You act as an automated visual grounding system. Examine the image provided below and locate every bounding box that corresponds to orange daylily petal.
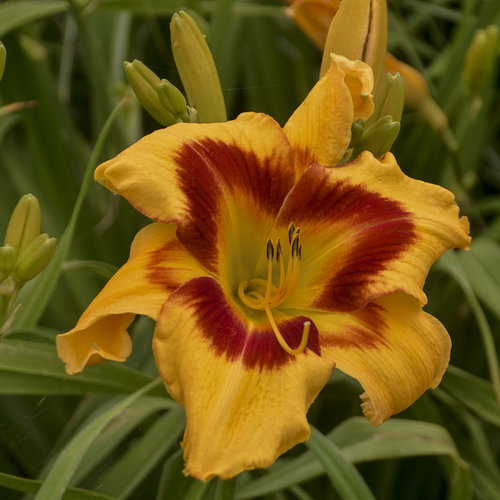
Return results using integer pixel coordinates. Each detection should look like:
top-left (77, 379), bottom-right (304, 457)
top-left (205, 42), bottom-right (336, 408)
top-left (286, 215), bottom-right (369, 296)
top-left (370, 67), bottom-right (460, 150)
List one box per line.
top-left (308, 292), bottom-right (451, 425)
top-left (95, 113), bottom-right (295, 277)
top-left (335, 55), bottom-right (374, 121)
top-left (284, 54), bottom-right (365, 176)
top-left (285, 0), bottom-right (340, 48)
top-left (153, 276), bottom-right (334, 480)
top-left (56, 223), bottom-right (206, 374)
top-left (275, 152), bottom-right (470, 312)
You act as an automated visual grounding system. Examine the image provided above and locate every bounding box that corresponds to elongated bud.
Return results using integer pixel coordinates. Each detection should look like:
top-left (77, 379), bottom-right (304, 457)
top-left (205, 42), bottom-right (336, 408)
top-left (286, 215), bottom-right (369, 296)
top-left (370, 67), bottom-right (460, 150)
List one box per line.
top-left (463, 25), bottom-right (499, 97)
top-left (321, 0), bottom-right (387, 91)
top-left (4, 194), bottom-right (41, 255)
top-left (0, 41), bottom-right (6, 82)
top-left (0, 245), bottom-right (16, 276)
top-left (124, 59), bottom-right (189, 126)
top-left (170, 11), bottom-right (227, 123)
top-left (368, 72), bottom-right (404, 125)
top-left (13, 233), bottom-right (56, 283)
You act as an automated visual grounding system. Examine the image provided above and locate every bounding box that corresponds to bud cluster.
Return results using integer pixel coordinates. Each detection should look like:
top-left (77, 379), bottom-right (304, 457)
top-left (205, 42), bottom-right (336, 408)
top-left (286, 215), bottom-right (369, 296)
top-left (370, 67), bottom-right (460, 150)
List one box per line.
top-left (349, 72), bottom-right (404, 159)
top-left (124, 11), bottom-right (227, 126)
top-left (0, 195), bottom-right (56, 334)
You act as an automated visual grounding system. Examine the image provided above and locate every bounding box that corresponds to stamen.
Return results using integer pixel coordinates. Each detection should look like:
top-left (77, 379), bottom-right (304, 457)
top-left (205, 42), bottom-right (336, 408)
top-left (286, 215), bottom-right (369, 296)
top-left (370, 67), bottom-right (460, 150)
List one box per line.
top-left (237, 223), bottom-right (307, 356)
top-left (265, 306), bottom-right (309, 355)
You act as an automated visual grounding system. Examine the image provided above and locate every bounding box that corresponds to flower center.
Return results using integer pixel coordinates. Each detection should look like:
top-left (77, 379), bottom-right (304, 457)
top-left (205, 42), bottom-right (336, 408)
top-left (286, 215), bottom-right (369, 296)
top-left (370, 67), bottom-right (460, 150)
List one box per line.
top-left (237, 222), bottom-right (309, 356)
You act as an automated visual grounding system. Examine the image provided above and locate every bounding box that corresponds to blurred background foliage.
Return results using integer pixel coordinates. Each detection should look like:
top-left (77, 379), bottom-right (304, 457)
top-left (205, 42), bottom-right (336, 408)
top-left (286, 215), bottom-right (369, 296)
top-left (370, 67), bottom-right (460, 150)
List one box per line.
top-left (0, 0), bottom-right (499, 499)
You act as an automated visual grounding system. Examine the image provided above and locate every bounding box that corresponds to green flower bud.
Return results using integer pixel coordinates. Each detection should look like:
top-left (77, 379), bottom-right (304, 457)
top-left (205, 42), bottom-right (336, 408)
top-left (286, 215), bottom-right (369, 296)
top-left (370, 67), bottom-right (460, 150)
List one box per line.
top-left (349, 120), bottom-right (365, 148)
top-left (0, 41), bottom-right (6, 82)
top-left (352, 115), bottom-right (400, 159)
top-left (124, 60), bottom-right (178, 126)
top-left (156, 79), bottom-right (190, 122)
top-left (13, 233), bottom-right (56, 283)
top-left (0, 245), bottom-right (16, 277)
top-left (4, 194), bottom-right (41, 255)
top-left (170, 11), bottom-right (227, 123)
top-left (463, 25), bottom-right (499, 97)
top-left (368, 72), bottom-right (405, 125)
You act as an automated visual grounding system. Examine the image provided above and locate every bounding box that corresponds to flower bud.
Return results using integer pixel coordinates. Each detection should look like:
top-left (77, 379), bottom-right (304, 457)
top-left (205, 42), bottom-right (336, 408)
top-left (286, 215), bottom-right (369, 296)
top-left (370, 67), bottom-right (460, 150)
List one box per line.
top-left (368, 72), bottom-right (404, 125)
top-left (0, 245), bottom-right (16, 277)
top-left (0, 41), bottom-right (6, 82)
top-left (463, 25), bottom-right (499, 97)
top-left (170, 11), bottom-right (227, 123)
top-left (4, 194), bottom-right (41, 255)
top-left (156, 79), bottom-right (190, 122)
top-left (124, 59), bottom-right (181, 127)
top-left (13, 233), bottom-right (56, 283)
top-left (351, 115), bottom-right (400, 159)
top-left (321, 0), bottom-right (387, 90)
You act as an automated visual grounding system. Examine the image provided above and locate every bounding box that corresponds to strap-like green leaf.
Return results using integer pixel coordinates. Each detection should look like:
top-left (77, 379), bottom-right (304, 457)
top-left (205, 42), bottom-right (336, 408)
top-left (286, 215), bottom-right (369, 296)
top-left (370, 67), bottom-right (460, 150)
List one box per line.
top-left (34, 378), bottom-right (162, 500)
top-left (306, 426), bottom-right (376, 500)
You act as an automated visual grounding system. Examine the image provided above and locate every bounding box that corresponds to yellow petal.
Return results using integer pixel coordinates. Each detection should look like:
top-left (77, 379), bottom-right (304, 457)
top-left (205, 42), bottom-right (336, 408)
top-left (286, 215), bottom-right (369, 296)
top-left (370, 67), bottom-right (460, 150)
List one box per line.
top-left (95, 113), bottom-right (295, 276)
top-left (283, 54), bottom-right (355, 176)
top-left (56, 223), bottom-right (205, 374)
top-left (153, 276), bottom-right (334, 480)
top-left (320, 0), bottom-right (387, 89)
top-left (286, 0), bottom-right (339, 48)
top-left (309, 292), bottom-right (451, 425)
top-left (334, 54), bottom-right (374, 121)
top-left (275, 153), bottom-right (470, 312)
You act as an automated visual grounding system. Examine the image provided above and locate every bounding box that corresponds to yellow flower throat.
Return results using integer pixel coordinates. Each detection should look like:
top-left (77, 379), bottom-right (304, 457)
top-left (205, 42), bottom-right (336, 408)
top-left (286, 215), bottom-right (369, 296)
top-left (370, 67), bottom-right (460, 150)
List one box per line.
top-left (237, 223), bottom-right (310, 355)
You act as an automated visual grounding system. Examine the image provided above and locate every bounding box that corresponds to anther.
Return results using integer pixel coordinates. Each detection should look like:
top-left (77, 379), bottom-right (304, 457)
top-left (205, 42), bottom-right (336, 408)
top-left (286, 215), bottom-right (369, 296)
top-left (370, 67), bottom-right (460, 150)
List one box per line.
top-left (291, 236), bottom-right (299, 257)
top-left (288, 222), bottom-right (296, 243)
top-left (276, 240), bottom-right (282, 262)
top-left (298, 245), bottom-right (302, 261)
top-left (266, 239), bottom-right (274, 260)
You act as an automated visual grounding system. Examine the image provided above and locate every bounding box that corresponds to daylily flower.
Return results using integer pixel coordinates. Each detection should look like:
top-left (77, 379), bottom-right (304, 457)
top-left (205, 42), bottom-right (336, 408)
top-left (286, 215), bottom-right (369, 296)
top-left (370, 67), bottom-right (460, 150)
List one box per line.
top-left (57, 55), bottom-right (470, 481)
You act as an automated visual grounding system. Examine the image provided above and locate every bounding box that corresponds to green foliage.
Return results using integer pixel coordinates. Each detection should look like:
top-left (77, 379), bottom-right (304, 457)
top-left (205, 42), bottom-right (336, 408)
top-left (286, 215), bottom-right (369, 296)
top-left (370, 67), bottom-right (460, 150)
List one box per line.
top-left (0, 0), bottom-right (499, 499)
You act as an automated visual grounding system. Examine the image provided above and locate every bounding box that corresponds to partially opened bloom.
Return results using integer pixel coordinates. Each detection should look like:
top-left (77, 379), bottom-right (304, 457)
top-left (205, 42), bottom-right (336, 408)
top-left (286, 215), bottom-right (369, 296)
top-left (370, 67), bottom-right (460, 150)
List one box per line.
top-left (57, 55), bottom-right (470, 480)
top-left (285, 0), bottom-right (443, 115)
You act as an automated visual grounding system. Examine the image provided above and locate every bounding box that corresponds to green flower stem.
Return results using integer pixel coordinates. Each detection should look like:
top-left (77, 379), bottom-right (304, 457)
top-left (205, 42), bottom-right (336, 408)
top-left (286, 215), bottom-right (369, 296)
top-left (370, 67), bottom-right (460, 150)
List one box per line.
top-left (13, 97), bottom-right (129, 328)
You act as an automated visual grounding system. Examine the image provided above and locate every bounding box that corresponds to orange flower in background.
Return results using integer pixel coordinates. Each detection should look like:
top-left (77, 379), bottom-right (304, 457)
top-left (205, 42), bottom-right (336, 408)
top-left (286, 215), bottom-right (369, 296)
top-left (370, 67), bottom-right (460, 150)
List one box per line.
top-left (285, 0), bottom-right (340, 48)
top-left (57, 55), bottom-right (470, 480)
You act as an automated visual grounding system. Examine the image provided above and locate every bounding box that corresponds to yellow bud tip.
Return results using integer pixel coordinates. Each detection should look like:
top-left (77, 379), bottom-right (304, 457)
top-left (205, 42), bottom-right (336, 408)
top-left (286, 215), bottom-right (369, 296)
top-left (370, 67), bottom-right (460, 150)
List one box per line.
top-left (4, 194), bottom-right (41, 254)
